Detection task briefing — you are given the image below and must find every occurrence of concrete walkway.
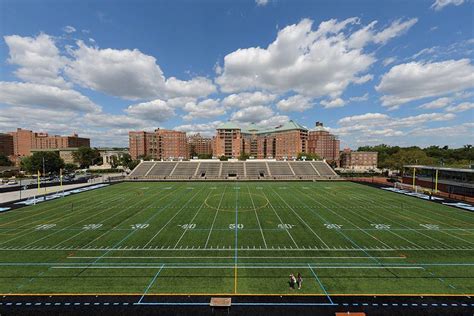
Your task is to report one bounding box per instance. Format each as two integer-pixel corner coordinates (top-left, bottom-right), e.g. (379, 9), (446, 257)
(0, 177), (110, 204)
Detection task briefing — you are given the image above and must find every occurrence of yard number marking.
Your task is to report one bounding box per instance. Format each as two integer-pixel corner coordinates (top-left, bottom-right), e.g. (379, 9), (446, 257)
(131, 224), (149, 230)
(35, 224), (56, 230)
(420, 224), (440, 230)
(83, 224), (103, 230)
(179, 224), (196, 229)
(278, 224), (295, 229)
(324, 224), (342, 230)
(229, 223), (244, 230)
(371, 224), (391, 230)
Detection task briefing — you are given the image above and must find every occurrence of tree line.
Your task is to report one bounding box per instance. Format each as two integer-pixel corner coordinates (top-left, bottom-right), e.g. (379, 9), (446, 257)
(357, 144), (474, 170)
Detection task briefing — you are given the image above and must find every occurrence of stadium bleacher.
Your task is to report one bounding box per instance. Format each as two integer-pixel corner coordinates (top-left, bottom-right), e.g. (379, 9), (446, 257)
(128, 160), (339, 180)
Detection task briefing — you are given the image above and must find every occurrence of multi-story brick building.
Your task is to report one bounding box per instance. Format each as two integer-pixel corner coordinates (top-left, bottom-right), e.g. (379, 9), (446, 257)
(8, 128), (90, 161)
(0, 133), (14, 157)
(307, 122), (340, 164)
(340, 149), (378, 170)
(341, 148), (378, 170)
(214, 120), (309, 160)
(187, 133), (213, 157)
(129, 128), (188, 160)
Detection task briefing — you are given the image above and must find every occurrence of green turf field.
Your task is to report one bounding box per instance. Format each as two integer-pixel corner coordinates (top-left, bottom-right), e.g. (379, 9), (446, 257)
(0, 181), (473, 296)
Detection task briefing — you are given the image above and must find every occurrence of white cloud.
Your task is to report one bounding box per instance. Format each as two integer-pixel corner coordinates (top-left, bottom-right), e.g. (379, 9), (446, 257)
(257, 115), (291, 129)
(230, 105), (273, 122)
(372, 18), (418, 44)
(183, 99), (224, 121)
(276, 95), (313, 112)
(320, 98), (346, 108)
(349, 93), (369, 102)
(383, 57), (396, 66)
(418, 97), (452, 109)
(255, 0), (269, 6)
(347, 18), (418, 48)
(65, 41), (166, 100)
(0, 81), (100, 112)
(4, 33), (70, 88)
(63, 25), (76, 33)
(65, 41), (216, 100)
(175, 121), (222, 136)
(84, 113), (149, 129)
(125, 99), (175, 122)
(222, 91), (277, 109)
(165, 77), (216, 98)
(410, 122), (473, 137)
(338, 113), (390, 125)
(445, 102), (474, 113)
(376, 59), (474, 107)
(216, 18), (388, 98)
(431, 0), (464, 11)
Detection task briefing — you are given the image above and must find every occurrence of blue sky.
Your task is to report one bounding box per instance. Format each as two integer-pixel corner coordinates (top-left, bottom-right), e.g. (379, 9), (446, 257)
(0, 0), (472, 148)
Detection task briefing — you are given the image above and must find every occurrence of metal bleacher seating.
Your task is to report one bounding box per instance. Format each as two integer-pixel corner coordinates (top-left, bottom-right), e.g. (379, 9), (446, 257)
(129, 160), (339, 180)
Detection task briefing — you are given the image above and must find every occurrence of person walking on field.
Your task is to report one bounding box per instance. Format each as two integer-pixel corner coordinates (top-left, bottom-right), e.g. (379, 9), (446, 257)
(297, 273), (303, 290)
(289, 274), (296, 290)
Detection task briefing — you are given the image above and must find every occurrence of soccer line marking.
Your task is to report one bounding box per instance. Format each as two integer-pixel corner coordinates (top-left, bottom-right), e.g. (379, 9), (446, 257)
(246, 183), (267, 248)
(80, 184), (187, 248)
(137, 264), (165, 304)
(337, 189), (456, 248)
(314, 187), (428, 249)
(234, 182), (239, 294)
(0, 185), (134, 247)
(50, 265), (425, 270)
(84, 184), (201, 269)
(143, 187), (207, 248)
(364, 183), (474, 226)
(354, 188), (474, 247)
(173, 189), (214, 248)
(259, 188), (299, 248)
(0, 182), (117, 228)
(40, 182), (186, 249)
(286, 187), (387, 266)
(271, 186), (330, 248)
(67, 255), (408, 259)
(0, 183), (123, 235)
(204, 186), (227, 249)
(308, 264), (334, 304)
(42, 185), (175, 249)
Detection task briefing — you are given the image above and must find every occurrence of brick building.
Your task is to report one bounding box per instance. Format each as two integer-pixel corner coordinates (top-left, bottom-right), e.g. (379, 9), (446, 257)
(340, 149), (378, 170)
(8, 128), (90, 162)
(214, 120), (309, 160)
(129, 128), (188, 160)
(307, 122), (340, 164)
(0, 133), (14, 157)
(187, 133), (213, 157)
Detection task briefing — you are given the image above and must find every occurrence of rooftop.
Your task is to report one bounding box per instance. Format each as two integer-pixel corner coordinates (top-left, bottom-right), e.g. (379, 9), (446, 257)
(217, 120), (308, 134)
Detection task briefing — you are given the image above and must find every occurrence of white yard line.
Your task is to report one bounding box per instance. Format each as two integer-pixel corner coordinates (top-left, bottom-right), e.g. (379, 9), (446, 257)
(173, 190), (213, 248)
(271, 187), (330, 248)
(52, 186), (183, 249)
(204, 186), (227, 248)
(246, 184), (267, 248)
(0, 185), (133, 246)
(143, 188), (205, 248)
(259, 188), (299, 248)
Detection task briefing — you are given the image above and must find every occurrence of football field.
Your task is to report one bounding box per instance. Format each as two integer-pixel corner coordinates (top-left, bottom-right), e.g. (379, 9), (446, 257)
(0, 181), (473, 298)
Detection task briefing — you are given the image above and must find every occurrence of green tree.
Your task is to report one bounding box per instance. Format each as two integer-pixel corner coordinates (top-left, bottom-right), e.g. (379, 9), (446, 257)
(72, 147), (101, 168)
(20, 151), (65, 174)
(64, 163), (77, 173)
(0, 154), (12, 166)
(219, 155), (229, 161)
(239, 152), (250, 161)
(197, 153), (212, 159)
(297, 152), (321, 161)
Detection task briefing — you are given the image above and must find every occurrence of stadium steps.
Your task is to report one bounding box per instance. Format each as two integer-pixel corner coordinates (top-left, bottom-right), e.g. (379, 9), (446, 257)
(311, 161), (337, 177)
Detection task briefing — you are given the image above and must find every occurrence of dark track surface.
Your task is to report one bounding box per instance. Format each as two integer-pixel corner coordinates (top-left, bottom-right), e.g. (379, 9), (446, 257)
(1, 295), (473, 315)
